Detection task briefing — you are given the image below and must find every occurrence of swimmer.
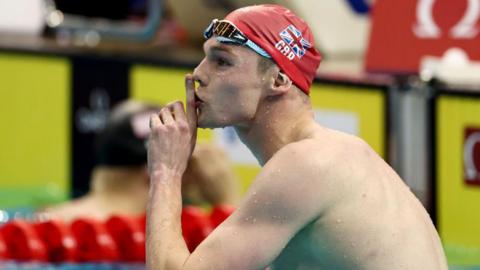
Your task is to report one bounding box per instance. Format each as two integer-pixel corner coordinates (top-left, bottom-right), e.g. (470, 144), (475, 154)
(146, 4), (448, 269)
(44, 100), (239, 222)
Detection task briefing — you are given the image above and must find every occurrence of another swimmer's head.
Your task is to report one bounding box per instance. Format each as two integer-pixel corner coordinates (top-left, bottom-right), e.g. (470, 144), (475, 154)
(94, 100), (160, 168)
(202, 4), (321, 95)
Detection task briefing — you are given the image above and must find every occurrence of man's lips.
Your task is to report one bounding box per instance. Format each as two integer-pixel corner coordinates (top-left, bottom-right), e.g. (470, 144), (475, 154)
(194, 93), (204, 108)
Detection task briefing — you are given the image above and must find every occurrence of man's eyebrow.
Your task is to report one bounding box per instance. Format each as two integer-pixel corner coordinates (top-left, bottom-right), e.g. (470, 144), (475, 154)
(204, 43), (237, 56)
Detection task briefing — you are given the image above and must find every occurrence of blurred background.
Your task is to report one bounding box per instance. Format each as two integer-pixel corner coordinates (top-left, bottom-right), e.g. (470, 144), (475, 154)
(0, 0), (479, 268)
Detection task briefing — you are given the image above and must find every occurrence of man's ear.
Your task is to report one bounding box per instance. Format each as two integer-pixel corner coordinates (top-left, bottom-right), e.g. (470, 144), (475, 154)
(267, 71), (292, 97)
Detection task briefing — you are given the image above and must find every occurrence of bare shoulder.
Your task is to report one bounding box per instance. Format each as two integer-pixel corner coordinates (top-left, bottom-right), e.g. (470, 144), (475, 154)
(245, 131), (368, 217)
(269, 129), (374, 177)
(41, 196), (99, 222)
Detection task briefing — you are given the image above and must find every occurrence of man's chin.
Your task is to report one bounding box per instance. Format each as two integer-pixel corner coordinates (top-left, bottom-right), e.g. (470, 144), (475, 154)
(197, 122), (219, 129)
(197, 118), (225, 129)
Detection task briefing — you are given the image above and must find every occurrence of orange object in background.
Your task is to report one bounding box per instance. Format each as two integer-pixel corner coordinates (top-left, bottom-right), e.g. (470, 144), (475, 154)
(33, 219), (77, 262)
(181, 206), (212, 252)
(70, 218), (118, 262)
(105, 215), (145, 262)
(0, 220), (48, 261)
(210, 204), (235, 228)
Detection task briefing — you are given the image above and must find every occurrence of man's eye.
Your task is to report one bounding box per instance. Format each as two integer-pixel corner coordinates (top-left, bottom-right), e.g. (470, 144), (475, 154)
(216, 57), (230, 66)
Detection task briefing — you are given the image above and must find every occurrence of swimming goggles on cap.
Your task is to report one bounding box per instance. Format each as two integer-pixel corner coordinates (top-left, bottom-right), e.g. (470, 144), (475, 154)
(203, 19), (271, 59)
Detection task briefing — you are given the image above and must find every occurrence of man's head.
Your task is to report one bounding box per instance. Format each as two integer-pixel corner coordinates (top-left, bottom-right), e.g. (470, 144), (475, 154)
(94, 100), (160, 168)
(193, 4), (321, 128)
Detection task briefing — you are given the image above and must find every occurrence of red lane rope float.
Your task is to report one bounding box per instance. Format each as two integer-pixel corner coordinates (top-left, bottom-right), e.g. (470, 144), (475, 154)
(210, 204), (235, 228)
(70, 218), (118, 262)
(33, 219), (77, 263)
(181, 206), (213, 252)
(105, 215), (145, 262)
(0, 220), (48, 261)
(0, 233), (8, 259)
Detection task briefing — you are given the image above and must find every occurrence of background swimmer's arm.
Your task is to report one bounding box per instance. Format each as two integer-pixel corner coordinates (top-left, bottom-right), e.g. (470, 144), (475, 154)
(183, 143), (241, 205)
(180, 142), (327, 269)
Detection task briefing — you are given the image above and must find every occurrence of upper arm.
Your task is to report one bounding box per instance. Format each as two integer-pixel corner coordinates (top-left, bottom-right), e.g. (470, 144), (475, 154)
(183, 143), (328, 269)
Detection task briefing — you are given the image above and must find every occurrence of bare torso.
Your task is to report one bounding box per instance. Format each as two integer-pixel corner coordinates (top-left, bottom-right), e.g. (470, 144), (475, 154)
(145, 115), (448, 270)
(268, 129), (447, 270)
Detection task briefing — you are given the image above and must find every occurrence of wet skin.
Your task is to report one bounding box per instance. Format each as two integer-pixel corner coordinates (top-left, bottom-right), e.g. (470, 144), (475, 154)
(146, 37), (448, 269)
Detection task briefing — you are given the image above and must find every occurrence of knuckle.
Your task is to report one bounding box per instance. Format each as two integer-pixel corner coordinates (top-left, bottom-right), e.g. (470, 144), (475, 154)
(165, 123), (176, 131)
(178, 121), (189, 132)
(160, 107), (169, 114)
(174, 101), (184, 107)
(150, 125), (164, 134)
(166, 100), (181, 108)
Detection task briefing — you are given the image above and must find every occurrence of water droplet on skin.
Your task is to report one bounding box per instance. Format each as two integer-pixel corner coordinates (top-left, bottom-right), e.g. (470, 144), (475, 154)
(254, 199), (258, 203)
(253, 191), (257, 196)
(343, 254), (347, 259)
(336, 219), (342, 224)
(252, 218), (257, 223)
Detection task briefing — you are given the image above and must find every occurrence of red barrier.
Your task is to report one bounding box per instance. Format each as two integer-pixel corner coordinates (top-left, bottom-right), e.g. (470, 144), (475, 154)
(210, 205), (235, 228)
(70, 218), (118, 262)
(105, 215), (145, 262)
(0, 220), (47, 261)
(181, 206), (212, 252)
(33, 219), (77, 262)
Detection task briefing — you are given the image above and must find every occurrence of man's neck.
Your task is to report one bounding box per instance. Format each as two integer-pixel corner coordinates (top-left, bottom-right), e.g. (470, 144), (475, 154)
(90, 166), (149, 198)
(234, 94), (319, 166)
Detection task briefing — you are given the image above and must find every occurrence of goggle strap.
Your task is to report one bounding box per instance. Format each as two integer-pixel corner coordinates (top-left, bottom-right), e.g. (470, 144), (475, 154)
(204, 19), (272, 59)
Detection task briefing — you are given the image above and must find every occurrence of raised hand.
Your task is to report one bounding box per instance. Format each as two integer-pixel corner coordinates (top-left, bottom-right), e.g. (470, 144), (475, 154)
(147, 74), (198, 179)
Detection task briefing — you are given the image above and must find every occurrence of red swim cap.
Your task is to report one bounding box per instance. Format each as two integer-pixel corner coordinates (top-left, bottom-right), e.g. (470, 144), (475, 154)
(224, 4), (322, 94)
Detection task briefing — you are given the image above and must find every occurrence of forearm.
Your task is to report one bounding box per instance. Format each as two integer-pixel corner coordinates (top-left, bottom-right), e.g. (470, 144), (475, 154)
(147, 170), (190, 270)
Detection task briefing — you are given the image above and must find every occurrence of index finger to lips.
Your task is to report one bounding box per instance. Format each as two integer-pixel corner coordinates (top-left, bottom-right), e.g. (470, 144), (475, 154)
(185, 74), (197, 130)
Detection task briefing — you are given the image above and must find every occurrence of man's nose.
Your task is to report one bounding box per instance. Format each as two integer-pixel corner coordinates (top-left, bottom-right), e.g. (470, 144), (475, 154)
(192, 59), (207, 87)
